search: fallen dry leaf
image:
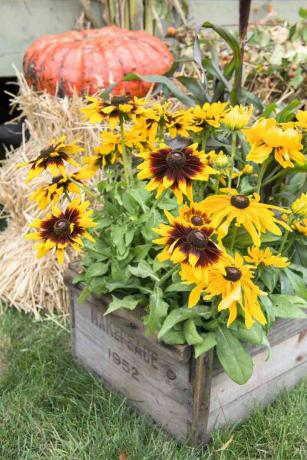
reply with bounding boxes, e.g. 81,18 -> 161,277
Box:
215,434 -> 234,452
119,452 -> 127,460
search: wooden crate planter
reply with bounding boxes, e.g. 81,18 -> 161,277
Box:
65,272 -> 307,445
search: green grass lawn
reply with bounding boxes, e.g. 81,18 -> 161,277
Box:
0,308 -> 306,460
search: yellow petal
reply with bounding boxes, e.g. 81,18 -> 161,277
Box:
25,232 -> 41,241
56,248 -> 65,265
188,252 -> 199,267
218,283 -> 241,311
188,286 -> 203,308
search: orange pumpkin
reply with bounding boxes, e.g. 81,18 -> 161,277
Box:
23,26 -> 173,97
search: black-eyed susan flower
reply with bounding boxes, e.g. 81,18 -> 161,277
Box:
189,102 -> 228,130
30,169 -> 95,209
18,136 -> 83,182
205,253 -> 267,328
293,218 -> 307,236
153,210 -> 222,279
132,102 -> 171,143
83,131 -> 122,169
291,193 -> 307,218
244,118 -> 305,168
244,246 -> 289,268
295,110 -> 307,129
132,113 -> 160,144
203,189 -> 290,246
81,95 -> 144,128
83,129 -> 149,170
177,202 -> 211,228
222,105 -> 253,130
25,199 -> 96,264
164,110 -> 194,138
179,263 -> 209,307
137,144 -> 217,203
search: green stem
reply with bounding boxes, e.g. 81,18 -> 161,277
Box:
284,239 -> 294,254
129,0 -> 136,29
279,230 -> 290,253
157,122 -> 165,143
120,117 -> 132,187
261,169 -> 287,188
64,190 -> 72,202
144,0 -> 153,33
214,176 -> 220,194
158,266 -> 178,287
70,178 -> 104,205
227,132 -> 237,188
201,135 -> 207,153
230,226 -> 238,252
151,190 -> 166,211
264,164 -> 280,180
255,157 -> 272,194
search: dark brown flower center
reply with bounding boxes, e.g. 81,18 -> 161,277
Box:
110,96 -> 130,106
191,215 -> 203,226
53,218 -> 71,237
187,230 -> 208,248
40,145 -> 56,157
230,194 -> 250,209
225,266 -> 242,281
52,175 -> 64,184
166,150 -> 186,169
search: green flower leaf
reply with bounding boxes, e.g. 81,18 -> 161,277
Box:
85,262 -> 109,279
123,73 -> 195,107
128,260 -> 159,282
145,287 -> 169,335
161,329 -> 186,345
259,266 -> 279,293
232,322 -> 264,345
165,282 -> 191,292
194,332 -> 217,359
176,76 -> 208,104
270,295 -> 307,319
127,186 -> 151,212
72,273 -> 85,285
132,244 -> 152,261
216,326 -> 253,385
111,225 -> 125,248
183,319 -> 203,345
158,307 -> 208,339
284,268 -> 307,300
77,286 -> 91,303
105,295 -> 139,315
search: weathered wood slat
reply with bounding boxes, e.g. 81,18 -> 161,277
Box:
209,332 -> 307,416
70,289 -> 193,440
67,275 -> 307,445
69,284 -> 191,363
208,359 -> 307,431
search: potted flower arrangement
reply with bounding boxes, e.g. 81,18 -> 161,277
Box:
19,23 -> 307,444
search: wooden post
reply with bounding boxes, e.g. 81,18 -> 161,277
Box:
237,0 -> 252,101
190,349 -> 214,446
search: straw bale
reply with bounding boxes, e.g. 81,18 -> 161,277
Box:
0,73 -> 101,314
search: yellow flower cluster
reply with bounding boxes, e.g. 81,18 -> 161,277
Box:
19,136 -> 96,263
243,118 -> 305,168
153,192 -> 290,328
291,193 -> 307,236
19,93 -> 306,328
